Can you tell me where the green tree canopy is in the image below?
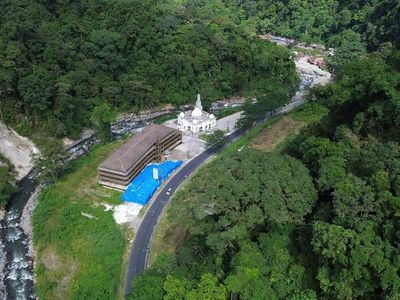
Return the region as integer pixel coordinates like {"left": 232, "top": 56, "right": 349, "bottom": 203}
{"left": 91, "top": 102, "right": 117, "bottom": 143}
{"left": 172, "top": 150, "right": 317, "bottom": 254}
{"left": 0, "top": 164, "right": 17, "bottom": 207}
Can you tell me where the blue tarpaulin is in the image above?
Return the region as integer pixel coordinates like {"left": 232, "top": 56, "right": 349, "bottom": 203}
{"left": 121, "top": 160, "right": 183, "bottom": 205}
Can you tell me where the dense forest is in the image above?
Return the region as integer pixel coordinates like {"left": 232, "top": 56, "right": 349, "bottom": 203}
{"left": 130, "top": 48, "right": 400, "bottom": 299}
{"left": 1, "top": 0, "right": 398, "bottom": 140}
{"left": 226, "top": 0, "right": 400, "bottom": 68}
{"left": 229, "top": 0, "right": 400, "bottom": 49}
{"left": 1, "top": 0, "right": 399, "bottom": 298}
{"left": 0, "top": 0, "right": 298, "bottom": 139}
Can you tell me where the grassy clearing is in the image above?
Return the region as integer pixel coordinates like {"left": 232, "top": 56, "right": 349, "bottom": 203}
{"left": 291, "top": 102, "right": 329, "bottom": 123}
{"left": 250, "top": 115, "right": 306, "bottom": 152}
{"left": 221, "top": 114, "right": 283, "bottom": 155}
{"left": 251, "top": 103, "right": 328, "bottom": 152}
{"left": 33, "top": 140, "right": 130, "bottom": 300}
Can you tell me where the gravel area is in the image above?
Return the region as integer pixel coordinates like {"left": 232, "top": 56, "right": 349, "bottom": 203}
{"left": 0, "top": 238, "right": 6, "bottom": 299}
{"left": 20, "top": 185, "right": 42, "bottom": 259}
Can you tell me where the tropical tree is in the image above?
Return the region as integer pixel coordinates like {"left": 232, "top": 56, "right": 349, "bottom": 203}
{"left": 33, "top": 137, "right": 68, "bottom": 183}
{"left": 91, "top": 102, "right": 117, "bottom": 143}
{"left": 0, "top": 165, "right": 17, "bottom": 206}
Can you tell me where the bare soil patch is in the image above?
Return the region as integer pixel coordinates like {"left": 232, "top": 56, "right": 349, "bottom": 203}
{"left": 0, "top": 122, "right": 38, "bottom": 180}
{"left": 56, "top": 261, "right": 77, "bottom": 297}
{"left": 250, "top": 115, "right": 306, "bottom": 152}
{"left": 41, "top": 248, "right": 62, "bottom": 271}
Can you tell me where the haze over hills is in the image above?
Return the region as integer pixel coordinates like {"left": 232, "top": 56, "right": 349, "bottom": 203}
{"left": 0, "top": 0, "right": 399, "bottom": 299}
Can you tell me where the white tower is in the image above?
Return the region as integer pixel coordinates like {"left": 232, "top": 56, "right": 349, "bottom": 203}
{"left": 195, "top": 94, "right": 202, "bottom": 111}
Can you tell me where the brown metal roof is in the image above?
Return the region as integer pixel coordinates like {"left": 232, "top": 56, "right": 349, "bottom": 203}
{"left": 98, "top": 124, "right": 179, "bottom": 174}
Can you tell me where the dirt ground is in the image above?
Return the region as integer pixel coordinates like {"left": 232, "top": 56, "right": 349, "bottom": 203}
{"left": 250, "top": 116, "right": 306, "bottom": 152}
{"left": 41, "top": 248, "right": 77, "bottom": 297}
{"left": 0, "top": 122, "right": 38, "bottom": 180}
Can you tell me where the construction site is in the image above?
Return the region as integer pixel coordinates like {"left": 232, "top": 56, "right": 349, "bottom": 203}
{"left": 98, "top": 124, "right": 182, "bottom": 190}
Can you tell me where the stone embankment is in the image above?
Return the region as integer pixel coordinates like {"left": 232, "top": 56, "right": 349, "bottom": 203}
{"left": 296, "top": 56, "right": 333, "bottom": 88}
{"left": 0, "top": 226, "right": 5, "bottom": 299}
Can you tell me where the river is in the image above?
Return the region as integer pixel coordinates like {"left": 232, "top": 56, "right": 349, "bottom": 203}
{"left": 1, "top": 174, "right": 37, "bottom": 299}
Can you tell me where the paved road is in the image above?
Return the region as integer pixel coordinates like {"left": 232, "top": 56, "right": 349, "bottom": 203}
{"left": 124, "top": 100, "right": 304, "bottom": 295}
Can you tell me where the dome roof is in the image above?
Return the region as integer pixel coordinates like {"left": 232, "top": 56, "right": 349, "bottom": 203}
{"left": 191, "top": 107, "right": 202, "bottom": 117}
{"left": 209, "top": 114, "right": 215, "bottom": 119}
{"left": 179, "top": 112, "right": 184, "bottom": 118}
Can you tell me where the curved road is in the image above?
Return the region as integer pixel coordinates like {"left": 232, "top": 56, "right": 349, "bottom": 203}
{"left": 124, "top": 100, "right": 304, "bottom": 295}
{"left": 124, "top": 129, "right": 244, "bottom": 295}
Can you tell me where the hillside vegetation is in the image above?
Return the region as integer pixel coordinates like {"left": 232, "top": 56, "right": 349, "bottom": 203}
{"left": 8, "top": 0, "right": 398, "bottom": 299}
{"left": 131, "top": 49, "right": 400, "bottom": 299}
{"left": 0, "top": 156, "right": 17, "bottom": 207}
{"left": 0, "top": 0, "right": 298, "bottom": 139}
{"left": 229, "top": 0, "right": 399, "bottom": 49}
{"left": 227, "top": 0, "right": 399, "bottom": 67}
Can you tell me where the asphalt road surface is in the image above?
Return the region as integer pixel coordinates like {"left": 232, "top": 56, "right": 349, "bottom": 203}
{"left": 124, "top": 129, "right": 243, "bottom": 295}
{"left": 124, "top": 100, "right": 304, "bottom": 295}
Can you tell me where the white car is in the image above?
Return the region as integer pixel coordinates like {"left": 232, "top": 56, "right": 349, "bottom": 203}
{"left": 166, "top": 188, "right": 172, "bottom": 195}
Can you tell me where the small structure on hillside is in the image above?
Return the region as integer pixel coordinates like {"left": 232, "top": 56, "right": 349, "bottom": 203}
{"left": 177, "top": 94, "right": 216, "bottom": 134}
{"left": 98, "top": 124, "right": 182, "bottom": 190}
{"left": 307, "top": 56, "right": 326, "bottom": 68}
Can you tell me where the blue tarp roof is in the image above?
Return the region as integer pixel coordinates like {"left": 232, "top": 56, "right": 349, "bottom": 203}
{"left": 121, "top": 160, "right": 183, "bottom": 205}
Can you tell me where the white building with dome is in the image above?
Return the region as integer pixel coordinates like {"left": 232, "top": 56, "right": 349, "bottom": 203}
{"left": 177, "top": 94, "right": 216, "bottom": 134}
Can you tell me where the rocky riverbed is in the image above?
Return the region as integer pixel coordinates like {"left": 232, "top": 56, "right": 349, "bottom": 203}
{"left": 292, "top": 56, "right": 333, "bottom": 102}
{"left": 0, "top": 221, "right": 6, "bottom": 299}
{"left": 20, "top": 186, "right": 42, "bottom": 260}
{"left": 0, "top": 174, "right": 37, "bottom": 299}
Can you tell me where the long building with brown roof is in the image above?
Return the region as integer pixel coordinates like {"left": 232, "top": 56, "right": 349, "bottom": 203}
{"left": 98, "top": 124, "right": 182, "bottom": 190}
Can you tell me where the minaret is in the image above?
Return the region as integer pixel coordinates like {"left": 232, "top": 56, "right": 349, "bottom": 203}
{"left": 195, "top": 94, "right": 202, "bottom": 111}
